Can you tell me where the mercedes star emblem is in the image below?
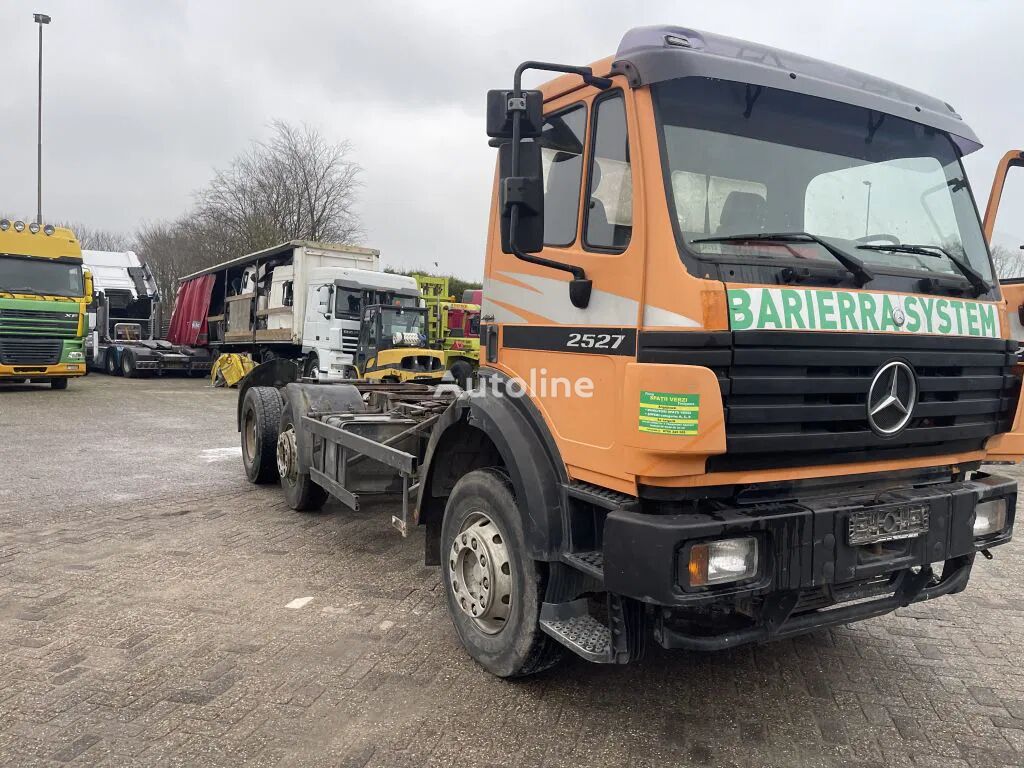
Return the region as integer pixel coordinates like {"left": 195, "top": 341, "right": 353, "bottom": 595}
{"left": 891, "top": 307, "right": 906, "bottom": 327}
{"left": 867, "top": 361, "right": 917, "bottom": 436}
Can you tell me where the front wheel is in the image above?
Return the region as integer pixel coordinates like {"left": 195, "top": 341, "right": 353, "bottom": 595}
{"left": 441, "top": 468, "right": 563, "bottom": 678}
{"left": 50, "top": 378, "right": 68, "bottom": 390}
{"left": 105, "top": 351, "right": 120, "bottom": 376}
{"left": 121, "top": 352, "right": 139, "bottom": 378}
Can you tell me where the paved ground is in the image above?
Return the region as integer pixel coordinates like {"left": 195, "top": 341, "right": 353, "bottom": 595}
{"left": 2, "top": 374, "right": 1024, "bottom": 767}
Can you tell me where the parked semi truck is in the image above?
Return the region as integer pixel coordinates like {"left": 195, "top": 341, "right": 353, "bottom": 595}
{"left": 236, "top": 26, "right": 1024, "bottom": 677}
{"left": 169, "top": 240, "right": 443, "bottom": 382}
{"left": 0, "top": 220, "right": 90, "bottom": 389}
{"left": 83, "top": 249, "right": 211, "bottom": 377}
{"left": 415, "top": 275, "right": 481, "bottom": 387}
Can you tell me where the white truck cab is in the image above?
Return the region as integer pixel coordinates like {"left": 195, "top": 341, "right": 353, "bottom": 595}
{"left": 293, "top": 268, "right": 422, "bottom": 381}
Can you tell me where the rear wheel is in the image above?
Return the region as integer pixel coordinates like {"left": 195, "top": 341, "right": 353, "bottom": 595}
{"left": 441, "top": 468, "right": 563, "bottom": 678}
{"left": 278, "top": 397, "right": 328, "bottom": 512}
{"left": 50, "top": 378, "right": 68, "bottom": 390}
{"left": 105, "top": 350, "right": 120, "bottom": 376}
{"left": 240, "top": 386, "right": 282, "bottom": 484}
{"left": 121, "top": 352, "right": 139, "bottom": 378}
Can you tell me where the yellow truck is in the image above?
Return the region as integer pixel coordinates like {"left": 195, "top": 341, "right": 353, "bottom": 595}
{"left": 0, "top": 220, "right": 90, "bottom": 389}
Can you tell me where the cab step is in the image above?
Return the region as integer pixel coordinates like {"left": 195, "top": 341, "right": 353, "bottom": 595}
{"left": 539, "top": 596, "right": 645, "bottom": 665}
{"left": 563, "top": 550, "right": 604, "bottom": 580}
{"left": 565, "top": 481, "right": 638, "bottom": 511}
{"left": 539, "top": 599, "right": 614, "bottom": 663}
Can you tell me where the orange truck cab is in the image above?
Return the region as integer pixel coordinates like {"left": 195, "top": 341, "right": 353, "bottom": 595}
{"left": 239, "top": 26, "right": 1024, "bottom": 678}
{"left": 415, "top": 25, "right": 1022, "bottom": 673}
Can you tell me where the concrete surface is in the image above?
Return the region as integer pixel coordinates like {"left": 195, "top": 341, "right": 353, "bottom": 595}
{"left": 1, "top": 374, "right": 1024, "bottom": 767}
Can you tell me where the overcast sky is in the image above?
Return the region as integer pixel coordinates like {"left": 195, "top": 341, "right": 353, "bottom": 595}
{"left": 2, "top": 1, "right": 1024, "bottom": 278}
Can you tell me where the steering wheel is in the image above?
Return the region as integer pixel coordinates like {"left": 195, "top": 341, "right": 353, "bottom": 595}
{"left": 856, "top": 234, "right": 901, "bottom": 245}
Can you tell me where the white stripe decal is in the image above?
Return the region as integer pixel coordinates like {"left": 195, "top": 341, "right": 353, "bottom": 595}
{"left": 483, "top": 272, "right": 700, "bottom": 328}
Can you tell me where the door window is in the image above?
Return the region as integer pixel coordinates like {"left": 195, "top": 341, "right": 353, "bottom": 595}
{"left": 585, "top": 93, "right": 633, "bottom": 250}
{"left": 539, "top": 104, "right": 587, "bottom": 246}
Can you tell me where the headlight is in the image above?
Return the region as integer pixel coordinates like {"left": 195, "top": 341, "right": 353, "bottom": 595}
{"left": 13, "top": 220, "right": 25, "bottom": 232}
{"left": 688, "top": 537, "right": 759, "bottom": 587}
{"left": 28, "top": 222, "right": 40, "bottom": 234}
{"left": 974, "top": 498, "right": 1008, "bottom": 538}
{"left": 43, "top": 224, "right": 55, "bottom": 236}
{"left": 67, "top": 351, "right": 84, "bottom": 361}
{"left": 0, "top": 219, "right": 9, "bottom": 231}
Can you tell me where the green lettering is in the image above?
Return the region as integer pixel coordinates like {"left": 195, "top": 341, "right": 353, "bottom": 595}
{"left": 917, "top": 297, "right": 935, "bottom": 332}
{"left": 757, "top": 291, "right": 782, "bottom": 329}
{"left": 880, "top": 295, "right": 898, "bottom": 331}
{"left": 966, "top": 302, "right": 980, "bottom": 336}
{"left": 979, "top": 303, "right": 997, "bottom": 338}
{"left": 728, "top": 290, "right": 753, "bottom": 331}
{"left": 815, "top": 291, "right": 837, "bottom": 330}
{"left": 780, "top": 289, "right": 807, "bottom": 329}
{"left": 904, "top": 296, "right": 921, "bottom": 332}
{"left": 836, "top": 291, "right": 859, "bottom": 331}
{"left": 859, "top": 292, "right": 880, "bottom": 331}
{"left": 936, "top": 299, "right": 951, "bottom": 334}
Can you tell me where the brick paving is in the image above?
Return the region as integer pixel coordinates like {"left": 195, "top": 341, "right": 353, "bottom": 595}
{"left": 2, "top": 376, "right": 1024, "bottom": 766}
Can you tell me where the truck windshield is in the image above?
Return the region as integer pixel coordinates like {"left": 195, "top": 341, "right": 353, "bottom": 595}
{"left": 652, "top": 78, "right": 993, "bottom": 283}
{"left": 0, "top": 254, "right": 85, "bottom": 297}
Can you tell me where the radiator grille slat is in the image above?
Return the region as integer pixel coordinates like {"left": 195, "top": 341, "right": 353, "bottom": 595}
{"left": 0, "top": 338, "right": 63, "bottom": 365}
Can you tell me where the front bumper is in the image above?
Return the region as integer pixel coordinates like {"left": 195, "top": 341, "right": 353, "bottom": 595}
{"left": 602, "top": 472, "right": 1015, "bottom": 648}
{"left": 0, "top": 362, "right": 85, "bottom": 378}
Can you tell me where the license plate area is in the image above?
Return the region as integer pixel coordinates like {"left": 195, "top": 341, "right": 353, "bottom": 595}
{"left": 848, "top": 504, "right": 929, "bottom": 546}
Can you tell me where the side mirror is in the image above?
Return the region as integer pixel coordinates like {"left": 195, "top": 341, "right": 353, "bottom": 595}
{"left": 487, "top": 90, "right": 543, "bottom": 138}
{"left": 316, "top": 285, "right": 331, "bottom": 315}
{"left": 498, "top": 140, "right": 544, "bottom": 255}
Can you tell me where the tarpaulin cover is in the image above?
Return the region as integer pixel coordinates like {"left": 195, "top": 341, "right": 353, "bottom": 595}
{"left": 166, "top": 274, "right": 215, "bottom": 346}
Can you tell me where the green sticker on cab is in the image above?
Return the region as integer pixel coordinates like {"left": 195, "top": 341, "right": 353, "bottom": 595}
{"left": 639, "top": 391, "right": 700, "bottom": 435}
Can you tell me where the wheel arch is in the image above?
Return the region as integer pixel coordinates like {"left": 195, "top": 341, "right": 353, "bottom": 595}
{"left": 416, "top": 373, "right": 568, "bottom": 564}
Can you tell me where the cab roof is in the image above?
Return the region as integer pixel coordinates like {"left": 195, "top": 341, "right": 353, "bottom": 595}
{"left": 0, "top": 225, "right": 81, "bottom": 260}
{"left": 610, "top": 25, "right": 981, "bottom": 154}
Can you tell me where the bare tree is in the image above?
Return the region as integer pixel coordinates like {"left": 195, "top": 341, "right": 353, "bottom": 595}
{"left": 992, "top": 244, "right": 1024, "bottom": 280}
{"left": 194, "top": 120, "right": 363, "bottom": 260}
{"left": 55, "top": 222, "right": 131, "bottom": 252}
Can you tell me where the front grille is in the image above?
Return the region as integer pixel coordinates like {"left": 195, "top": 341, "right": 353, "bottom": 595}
{"left": 638, "top": 330, "right": 1019, "bottom": 471}
{"left": 0, "top": 338, "right": 62, "bottom": 365}
{"left": 0, "top": 308, "right": 79, "bottom": 338}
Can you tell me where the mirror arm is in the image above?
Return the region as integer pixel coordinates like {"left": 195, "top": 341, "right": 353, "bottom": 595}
{"left": 506, "top": 62, "right": 608, "bottom": 309}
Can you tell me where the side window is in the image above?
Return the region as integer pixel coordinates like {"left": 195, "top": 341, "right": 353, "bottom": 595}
{"left": 585, "top": 93, "right": 633, "bottom": 249}
{"left": 539, "top": 104, "right": 587, "bottom": 246}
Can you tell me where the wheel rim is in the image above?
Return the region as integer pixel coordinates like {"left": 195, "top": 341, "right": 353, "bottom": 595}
{"left": 242, "top": 409, "right": 257, "bottom": 464}
{"left": 122, "top": 357, "right": 131, "bottom": 374}
{"left": 277, "top": 425, "right": 298, "bottom": 485}
{"left": 449, "top": 512, "right": 513, "bottom": 634}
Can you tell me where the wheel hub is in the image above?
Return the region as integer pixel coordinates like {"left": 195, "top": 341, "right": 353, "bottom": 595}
{"left": 449, "top": 512, "right": 513, "bottom": 634}
{"left": 276, "top": 427, "right": 298, "bottom": 483}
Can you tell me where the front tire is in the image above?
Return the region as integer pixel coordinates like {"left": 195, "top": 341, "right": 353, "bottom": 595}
{"left": 303, "top": 354, "right": 320, "bottom": 382}
{"left": 240, "top": 386, "right": 282, "bottom": 484}
{"left": 50, "top": 378, "right": 68, "bottom": 390}
{"left": 441, "top": 468, "right": 563, "bottom": 678}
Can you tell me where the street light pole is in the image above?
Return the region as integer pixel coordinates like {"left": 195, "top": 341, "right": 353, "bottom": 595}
{"left": 33, "top": 12, "right": 51, "bottom": 226}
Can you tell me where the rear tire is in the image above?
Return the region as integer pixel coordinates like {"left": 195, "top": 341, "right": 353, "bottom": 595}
{"left": 50, "top": 378, "right": 68, "bottom": 390}
{"left": 278, "top": 396, "right": 328, "bottom": 512}
{"left": 241, "top": 386, "right": 282, "bottom": 484}
{"left": 121, "top": 352, "right": 139, "bottom": 378}
{"left": 441, "top": 468, "right": 563, "bottom": 678}
{"left": 105, "top": 350, "right": 120, "bottom": 376}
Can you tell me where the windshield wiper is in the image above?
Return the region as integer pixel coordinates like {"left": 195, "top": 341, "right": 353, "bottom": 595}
{"left": 0, "top": 286, "right": 44, "bottom": 296}
{"left": 691, "top": 232, "right": 875, "bottom": 285}
{"left": 856, "top": 244, "right": 991, "bottom": 296}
